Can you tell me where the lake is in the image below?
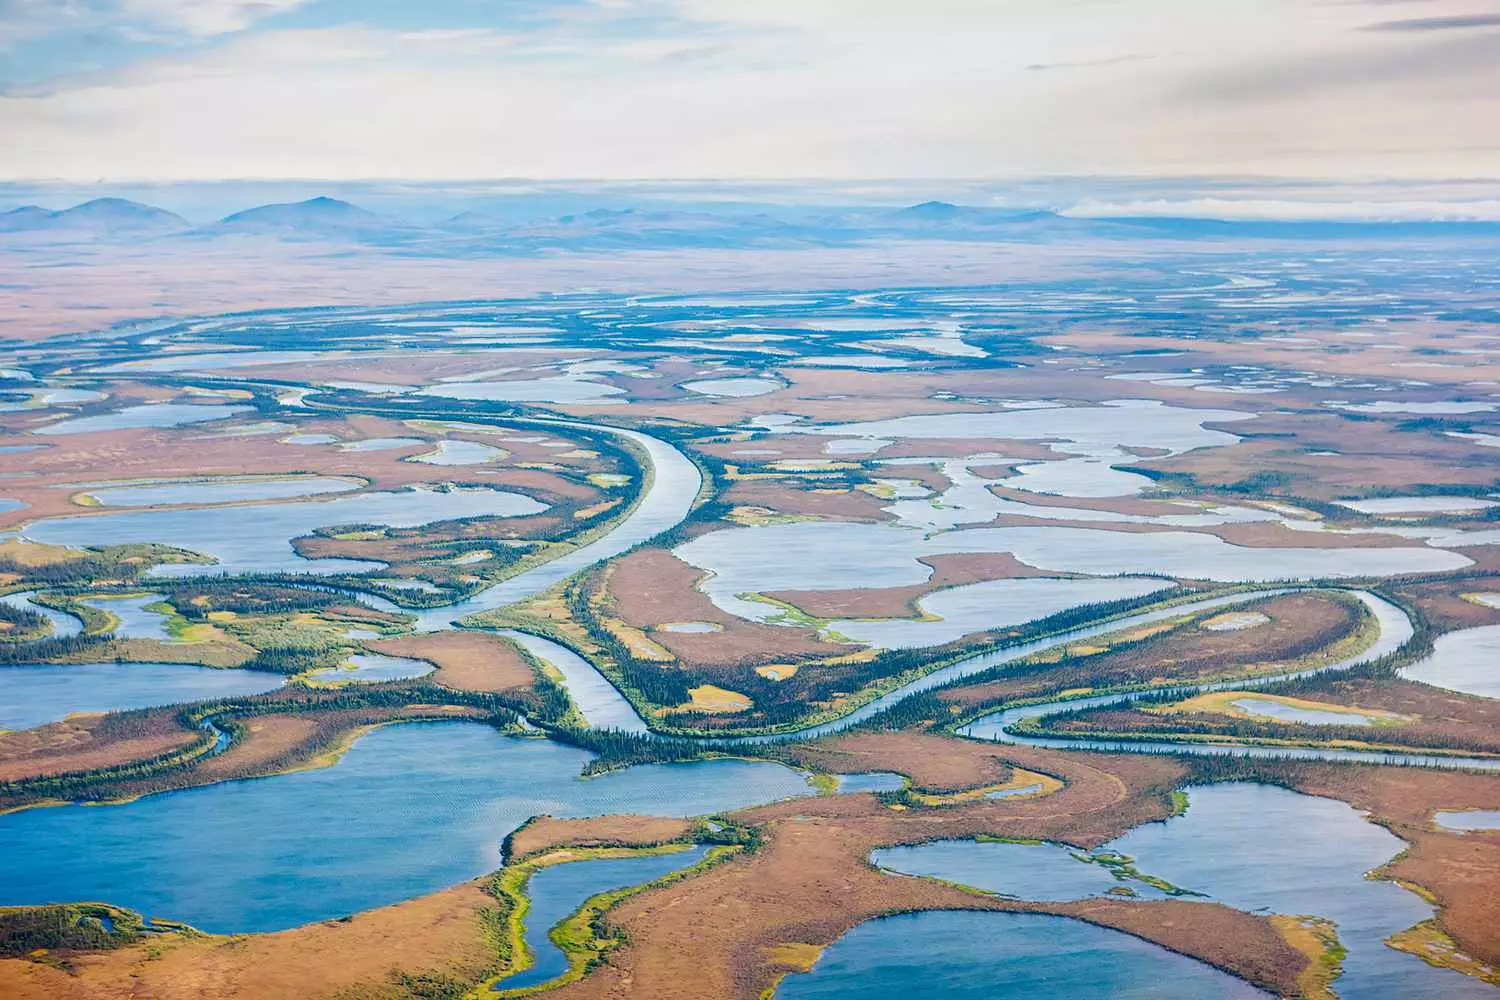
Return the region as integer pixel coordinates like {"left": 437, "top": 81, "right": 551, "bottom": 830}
{"left": 0, "top": 722, "right": 813, "bottom": 932}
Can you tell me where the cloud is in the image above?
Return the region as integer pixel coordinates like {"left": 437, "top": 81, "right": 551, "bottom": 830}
{"left": 2, "top": 0, "right": 1499, "bottom": 181}
{"left": 117, "top": 0, "right": 313, "bottom": 37}
{"left": 1364, "top": 12, "right": 1500, "bottom": 30}
{"left": 1065, "top": 196, "right": 1500, "bottom": 221}
{"left": 1026, "top": 54, "right": 1158, "bottom": 72}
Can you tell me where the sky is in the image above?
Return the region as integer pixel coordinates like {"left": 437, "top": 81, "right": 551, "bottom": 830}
{"left": 2, "top": 0, "right": 1499, "bottom": 184}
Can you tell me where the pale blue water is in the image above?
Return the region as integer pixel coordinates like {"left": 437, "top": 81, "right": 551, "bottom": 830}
{"left": 874, "top": 840, "right": 1172, "bottom": 901}
{"left": 1229, "top": 697, "right": 1376, "bottom": 726}
{"left": 0, "top": 661, "right": 284, "bottom": 730}
{"left": 23, "top": 487, "right": 546, "bottom": 576}
{"left": 680, "top": 377, "right": 782, "bottom": 398}
{"left": 0, "top": 590, "right": 84, "bottom": 638}
{"left": 84, "top": 477, "right": 358, "bottom": 506}
{"left": 497, "top": 846, "right": 710, "bottom": 991}
{"left": 776, "top": 911, "right": 1267, "bottom": 999}
{"left": 499, "top": 631, "right": 647, "bottom": 733}
{"left": 410, "top": 440, "right": 506, "bottom": 465}
{"left": 833, "top": 772, "right": 906, "bottom": 794}
{"left": 0, "top": 722, "right": 813, "bottom": 932}
{"left": 81, "top": 593, "right": 173, "bottom": 639}
{"left": 340, "top": 437, "right": 425, "bottom": 452}
{"left": 38, "top": 403, "right": 251, "bottom": 435}
{"left": 1109, "top": 784, "right": 1491, "bottom": 998}
{"left": 1402, "top": 625, "right": 1500, "bottom": 698}
{"left": 304, "top": 652, "right": 433, "bottom": 684}
{"left": 1434, "top": 809, "right": 1500, "bottom": 832}
{"left": 859, "top": 784, "right": 1493, "bottom": 999}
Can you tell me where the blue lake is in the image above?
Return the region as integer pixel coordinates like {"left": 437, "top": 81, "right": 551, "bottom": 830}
{"left": 0, "top": 722, "right": 813, "bottom": 932}
{"left": 776, "top": 911, "right": 1267, "bottom": 999}
{"left": 0, "top": 661, "right": 284, "bottom": 730}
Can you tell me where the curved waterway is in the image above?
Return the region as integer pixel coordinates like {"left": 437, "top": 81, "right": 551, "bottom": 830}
{"left": 496, "top": 846, "right": 711, "bottom": 992}
{"left": 404, "top": 420, "right": 702, "bottom": 630}
{"left": 0, "top": 590, "right": 84, "bottom": 639}
{"left": 960, "top": 591, "right": 1500, "bottom": 771}
{"left": 0, "top": 722, "right": 813, "bottom": 932}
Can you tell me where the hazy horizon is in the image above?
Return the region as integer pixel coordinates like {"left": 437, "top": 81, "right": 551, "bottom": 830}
{"left": 5, "top": 1, "right": 1500, "bottom": 184}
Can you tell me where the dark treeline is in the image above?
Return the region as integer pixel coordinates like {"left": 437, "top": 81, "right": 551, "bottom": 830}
{"left": 0, "top": 633, "right": 107, "bottom": 664}
{"left": 0, "top": 683, "right": 526, "bottom": 806}
{"left": 0, "top": 554, "right": 142, "bottom": 586}
{"left": 163, "top": 580, "right": 344, "bottom": 618}
{"left": 546, "top": 725, "right": 755, "bottom": 774}
{"left": 0, "top": 600, "right": 45, "bottom": 635}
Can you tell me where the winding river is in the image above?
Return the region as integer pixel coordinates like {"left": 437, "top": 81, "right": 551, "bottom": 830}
{"left": 323, "top": 419, "right": 1496, "bottom": 770}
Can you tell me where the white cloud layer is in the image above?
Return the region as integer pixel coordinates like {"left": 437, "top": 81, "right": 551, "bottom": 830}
{"left": 3, "top": 0, "right": 1499, "bottom": 181}
{"left": 120, "top": 0, "right": 314, "bottom": 36}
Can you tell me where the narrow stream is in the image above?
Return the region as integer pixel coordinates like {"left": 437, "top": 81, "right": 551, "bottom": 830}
{"left": 960, "top": 591, "right": 1500, "bottom": 770}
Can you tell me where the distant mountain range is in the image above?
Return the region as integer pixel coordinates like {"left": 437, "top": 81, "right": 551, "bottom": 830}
{"left": 0, "top": 197, "right": 189, "bottom": 235}
{"left": 3, "top": 196, "right": 1498, "bottom": 251}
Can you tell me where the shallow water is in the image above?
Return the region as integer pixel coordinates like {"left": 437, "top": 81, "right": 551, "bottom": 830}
{"left": 865, "top": 784, "right": 1489, "bottom": 999}
{"left": 1229, "top": 697, "right": 1376, "bottom": 726}
{"left": 775, "top": 910, "right": 1267, "bottom": 999}
{"left": 833, "top": 772, "right": 906, "bottom": 794}
{"left": 409, "top": 439, "right": 506, "bottom": 465}
{"left": 339, "top": 437, "right": 425, "bottom": 452}
{"left": 1340, "top": 400, "right": 1498, "bottom": 415}
{"left": 0, "top": 387, "right": 107, "bottom": 412}
{"left": 1001, "top": 455, "right": 1158, "bottom": 497}
{"left": 24, "top": 486, "right": 547, "bottom": 576}
{"left": 1401, "top": 625, "right": 1500, "bottom": 698}
{"left": 421, "top": 375, "right": 624, "bottom": 403}
{"left": 38, "top": 403, "right": 251, "bottom": 436}
{"left": 802, "top": 400, "right": 1255, "bottom": 455}
{"left": 0, "top": 590, "right": 84, "bottom": 639}
{"left": 1109, "top": 784, "right": 1493, "bottom": 999}
{"left": 82, "top": 594, "right": 172, "bottom": 639}
{"left": 0, "top": 661, "right": 284, "bottom": 731}
{"left": 824, "top": 577, "right": 1171, "bottom": 650}
{"left": 98, "top": 350, "right": 342, "bottom": 373}
{"left": 674, "top": 521, "right": 1464, "bottom": 623}
{"left": 1336, "top": 496, "right": 1499, "bottom": 515}
{"left": 498, "top": 846, "right": 711, "bottom": 991}
{"left": 83, "top": 477, "right": 359, "bottom": 507}
{"left": 0, "top": 722, "right": 813, "bottom": 932}
{"left": 874, "top": 840, "right": 1171, "bottom": 901}
{"left": 680, "top": 377, "right": 782, "bottom": 398}
{"left": 1433, "top": 809, "right": 1500, "bottom": 832}
{"left": 304, "top": 653, "right": 434, "bottom": 684}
